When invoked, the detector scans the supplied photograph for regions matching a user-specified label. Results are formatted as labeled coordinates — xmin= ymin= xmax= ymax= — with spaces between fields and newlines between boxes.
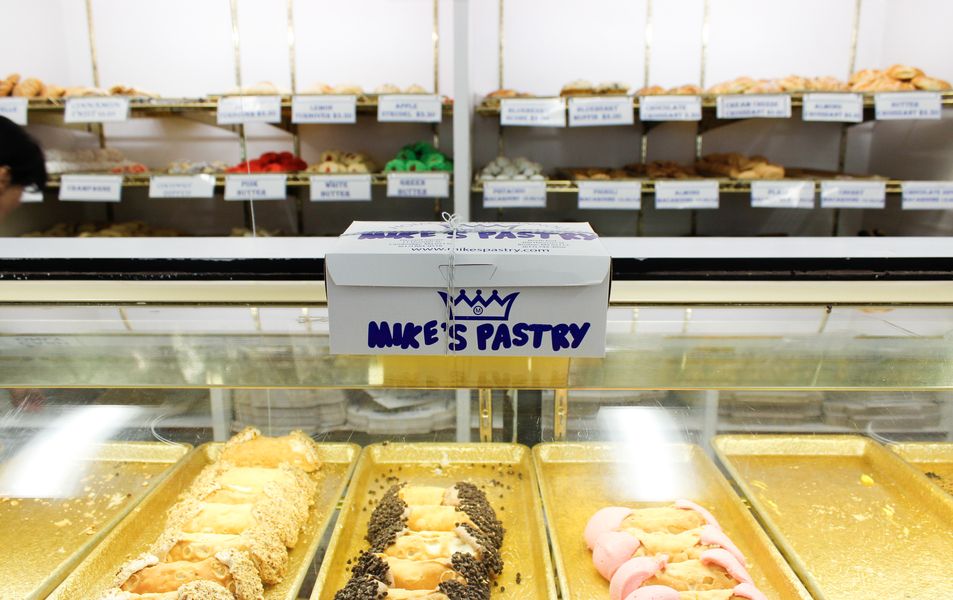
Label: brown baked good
xmin=13 ymin=77 xmax=43 ymax=98
xmin=635 ymin=86 xmax=665 ymax=96
xmin=886 ymin=64 xmax=924 ymax=81
xmin=218 ymin=426 xmax=320 ymax=472
xmin=775 ymin=75 xmax=809 ymax=92
xmin=807 ymin=76 xmax=850 ymax=92
xmin=912 ymin=75 xmax=952 ymax=91
xmin=113 ymin=551 xmax=262 ymax=600
xmin=561 ymin=79 xmax=595 ymax=96
xmin=670 ymin=84 xmax=702 ymax=95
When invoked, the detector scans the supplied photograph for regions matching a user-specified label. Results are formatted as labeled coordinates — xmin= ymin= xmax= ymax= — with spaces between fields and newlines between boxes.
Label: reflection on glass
xmin=596 ymin=406 xmax=696 ymax=502
xmin=0 ymin=405 xmax=144 ymax=498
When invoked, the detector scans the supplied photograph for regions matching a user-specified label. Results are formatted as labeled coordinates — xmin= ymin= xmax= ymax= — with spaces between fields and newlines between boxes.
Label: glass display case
xmin=1 ymin=254 xmax=952 ymax=600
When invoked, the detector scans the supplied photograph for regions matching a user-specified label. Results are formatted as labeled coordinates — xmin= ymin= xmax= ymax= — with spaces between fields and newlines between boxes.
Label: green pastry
xmin=384 ymin=159 xmax=407 ymax=172
xmin=425 ymin=153 xmax=446 ymax=168
xmin=396 ymin=149 xmax=417 ymax=161
xmin=404 ymin=160 xmax=428 ymax=172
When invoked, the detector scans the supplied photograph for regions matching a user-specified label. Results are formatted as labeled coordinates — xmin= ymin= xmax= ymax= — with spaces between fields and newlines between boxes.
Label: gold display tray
xmin=533 ymin=442 xmax=811 ymax=600
xmin=888 ymin=442 xmax=953 ymax=497
xmin=0 ymin=441 xmax=190 ymax=600
xmin=311 ymin=443 xmax=557 ymax=600
xmin=476 ymin=90 xmax=953 ymax=115
xmin=713 ymin=434 xmax=953 ymax=600
xmin=50 ymin=441 xmax=360 ymax=600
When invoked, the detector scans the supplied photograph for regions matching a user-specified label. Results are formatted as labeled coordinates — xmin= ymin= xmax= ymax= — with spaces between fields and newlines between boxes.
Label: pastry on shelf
xmin=374 ymin=83 xmax=402 ymax=94
xmin=46 ymin=148 xmax=140 ymax=175
xmin=22 ymin=221 xmax=184 ymax=238
xmin=230 ymin=227 xmax=280 ymax=237
xmin=849 ymin=65 xmax=950 ymax=91
xmin=108 ymin=84 xmax=159 ymax=98
xmin=0 ymin=74 xmax=67 ymax=99
xmin=695 ymin=153 xmax=784 ymax=180
xmin=226 ymin=151 xmax=307 ymax=173
xmin=562 ymin=166 xmax=636 ymax=181
xmin=306 ymin=150 xmax=377 ymax=175
xmin=95 ymin=428 xmax=321 ymax=599
xmin=403 ymin=83 xmax=429 ymax=94
xmin=596 ymin=81 xmax=631 ymax=95
xmin=334 ymin=482 xmax=503 ymax=599
xmin=384 ymin=142 xmax=452 ymax=173
xmin=585 ymin=502 xmax=768 ymax=600
xmin=301 ymin=82 xmax=364 ymax=95
xmin=635 ymin=84 xmax=703 ymax=96
xmin=167 ymin=160 xmax=229 ymax=175
xmin=477 ymin=156 xmax=545 ymax=182
xmin=481 ymin=88 xmax=533 ymax=106
xmin=561 ymin=79 xmax=596 ymax=96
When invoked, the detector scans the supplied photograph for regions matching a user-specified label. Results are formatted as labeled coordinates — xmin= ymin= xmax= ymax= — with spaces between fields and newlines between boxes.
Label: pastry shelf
xmin=471 ymin=178 xmax=903 ymax=194
xmin=44 ymin=172 xmax=395 ymax=188
xmin=476 ymin=90 xmax=953 ymax=119
xmin=26 ymin=95 xmax=454 ymax=116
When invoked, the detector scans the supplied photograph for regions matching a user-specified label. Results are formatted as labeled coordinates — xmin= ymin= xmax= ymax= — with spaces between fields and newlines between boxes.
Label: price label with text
xmin=717 ymin=94 xmax=791 ymax=119
xmin=875 ymin=92 xmax=941 ymax=120
xmin=750 ymin=180 xmax=815 ymax=209
xmin=149 ymin=175 xmax=216 ymax=199
xmin=639 ymin=95 xmax=702 ymax=121
xmin=568 ymin=96 xmax=633 ymax=126
xmin=0 ymin=97 xmax=28 ymax=125
xmin=500 ymin=98 xmax=566 ymax=127
xmin=224 ymin=174 xmax=287 ymax=200
xmin=802 ymin=93 xmax=863 ymax=122
xmin=655 ymin=180 xmax=719 ymax=209
xmin=292 ymin=95 xmax=356 ymax=124
xmin=378 ymin=95 xmax=442 ymax=123
xmin=387 ymin=172 xmax=449 ymax=198
xmin=59 ymin=175 xmax=123 ymax=202
xmin=483 ymin=180 xmax=547 ymax=208
xmin=577 ymin=180 xmax=641 ymax=210
xmin=217 ymin=96 xmax=282 ymax=124
xmin=20 ymin=187 xmax=43 ymax=203
xmin=901 ymin=181 xmax=953 ymax=210
xmin=64 ymin=97 xmax=130 ymax=123
xmin=310 ymin=174 xmax=372 ymax=201
xmin=820 ymin=180 xmax=885 ymax=209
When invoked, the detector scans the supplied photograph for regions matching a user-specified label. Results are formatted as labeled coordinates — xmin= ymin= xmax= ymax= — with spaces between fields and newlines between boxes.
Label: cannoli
xmin=218 ymin=426 xmax=320 ymax=472
xmin=167 ymin=494 xmax=301 ymax=548
xmin=152 ymin=529 xmax=288 ymax=585
xmin=98 ymin=580 xmax=236 ymax=600
xmin=338 ymin=551 xmax=489 ymax=600
xmin=112 ymin=550 xmax=262 ymax=600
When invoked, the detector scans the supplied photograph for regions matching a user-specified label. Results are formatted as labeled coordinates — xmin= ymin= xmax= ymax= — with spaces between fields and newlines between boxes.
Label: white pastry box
xmin=325 ymin=221 xmax=610 ymax=356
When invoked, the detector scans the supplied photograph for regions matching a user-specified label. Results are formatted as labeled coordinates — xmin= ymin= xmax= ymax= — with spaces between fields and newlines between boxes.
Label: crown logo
xmin=437 ymin=289 xmax=519 ymax=321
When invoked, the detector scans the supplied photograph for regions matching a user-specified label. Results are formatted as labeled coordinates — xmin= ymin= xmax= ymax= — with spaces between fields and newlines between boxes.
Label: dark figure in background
xmin=0 ymin=115 xmax=46 ymax=220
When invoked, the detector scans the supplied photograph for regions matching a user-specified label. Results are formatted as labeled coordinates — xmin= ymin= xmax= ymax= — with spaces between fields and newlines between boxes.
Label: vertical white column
xmin=456 ymin=389 xmax=471 ymax=442
xmin=452 ymin=0 xmax=472 ymax=220
xmin=209 ymin=388 xmax=232 ymax=442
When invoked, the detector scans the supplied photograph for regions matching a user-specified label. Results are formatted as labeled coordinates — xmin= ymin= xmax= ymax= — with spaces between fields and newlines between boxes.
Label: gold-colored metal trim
xmin=84 ymin=0 xmax=101 ymax=89
xmin=479 ymin=389 xmax=493 ymax=442
xmin=498 ymin=0 xmax=505 ymax=90
xmin=2 ymin=280 xmax=953 ymax=306
xmin=433 ymin=0 xmax=440 ymax=96
xmin=553 ymin=389 xmax=568 ymax=441
xmin=471 ymin=178 xmax=904 ymax=195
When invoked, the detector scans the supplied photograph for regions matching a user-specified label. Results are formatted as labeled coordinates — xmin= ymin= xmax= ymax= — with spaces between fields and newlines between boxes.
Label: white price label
xmin=224 ymin=174 xmax=287 ymax=200
xmin=482 ymin=180 xmax=547 ymax=208
xmin=875 ymin=92 xmax=941 ymax=120
xmin=750 ymin=180 xmax=815 ymax=209
xmin=377 ymin=95 xmax=442 ymax=123
xmin=217 ymin=96 xmax=282 ymax=124
xmin=639 ymin=95 xmax=702 ymax=121
xmin=655 ymin=180 xmax=719 ymax=209
xmin=292 ymin=95 xmax=356 ymax=124
xmin=716 ymin=94 xmax=792 ymax=119
xmin=0 ymin=97 xmax=28 ymax=125
xmin=59 ymin=175 xmax=123 ymax=202
xmin=149 ymin=175 xmax=216 ymax=199
xmin=500 ymin=98 xmax=566 ymax=127
xmin=577 ymin=180 xmax=642 ymax=210
xmin=20 ymin=187 xmax=43 ymax=203
xmin=820 ymin=180 xmax=885 ymax=209
xmin=387 ymin=172 xmax=449 ymax=198
xmin=802 ymin=93 xmax=863 ymax=122
xmin=901 ymin=181 xmax=953 ymax=210
xmin=64 ymin=97 xmax=130 ymax=123
xmin=310 ymin=174 xmax=372 ymax=201
xmin=568 ymin=96 xmax=633 ymax=127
